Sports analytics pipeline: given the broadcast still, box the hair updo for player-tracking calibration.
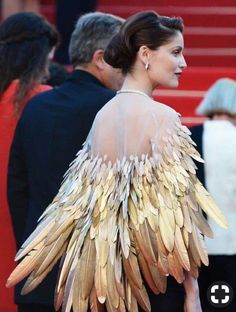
[104,11,184,74]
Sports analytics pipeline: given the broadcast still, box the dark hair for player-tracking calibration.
[104,11,184,74]
[45,62,69,87]
[0,12,59,112]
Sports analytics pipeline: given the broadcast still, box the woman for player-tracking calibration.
[191,78,236,311]
[0,12,58,312]
[7,11,227,312]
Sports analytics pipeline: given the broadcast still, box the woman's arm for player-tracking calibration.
[183,271,202,312]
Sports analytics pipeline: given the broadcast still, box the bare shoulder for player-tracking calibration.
[148,99,180,121]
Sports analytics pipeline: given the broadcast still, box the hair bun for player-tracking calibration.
[104,32,135,73]
[104,11,183,74]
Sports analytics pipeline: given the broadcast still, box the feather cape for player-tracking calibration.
[7,120,228,312]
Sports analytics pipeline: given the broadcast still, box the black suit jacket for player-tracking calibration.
[190,124,205,186]
[8,70,115,305]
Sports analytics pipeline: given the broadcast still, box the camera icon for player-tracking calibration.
[207,281,233,308]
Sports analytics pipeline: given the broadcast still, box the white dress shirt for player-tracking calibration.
[203,120,236,255]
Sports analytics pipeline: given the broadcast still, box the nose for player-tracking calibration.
[180,54,187,70]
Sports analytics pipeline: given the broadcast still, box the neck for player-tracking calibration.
[121,74,153,97]
[75,64,101,81]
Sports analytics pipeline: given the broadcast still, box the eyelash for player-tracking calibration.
[173,50,180,56]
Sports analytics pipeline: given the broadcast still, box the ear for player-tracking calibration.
[137,45,150,65]
[92,49,106,70]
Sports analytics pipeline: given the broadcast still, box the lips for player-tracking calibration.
[174,73,182,78]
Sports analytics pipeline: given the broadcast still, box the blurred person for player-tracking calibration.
[45,62,69,87]
[54,0,97,64]
[2,0,40,19]
[7,11,229,312]
[0,12,58,312]
[191,78,236,311]
[7,12,124,312]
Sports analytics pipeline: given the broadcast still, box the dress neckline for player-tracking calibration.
[117,89,152,100]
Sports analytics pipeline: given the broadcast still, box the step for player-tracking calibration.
[184,27,236,49]
[185,53,236,67]
[175,67,236,90]
[152,93,205,126]
[97,5,236,27]
[153,90,203,116]
[98,0,236,6]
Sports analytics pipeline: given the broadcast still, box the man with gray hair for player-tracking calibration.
[7,12,124,312]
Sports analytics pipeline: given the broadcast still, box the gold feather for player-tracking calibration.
[22,242,66,295]
[118,297,126,312]
[54,283,64,311]
[79,236,96,300]
[191,223,209,266]
[136,249,159,294]
[129,292,139,312]
[45,213,74,246]
[189,207,213,238]
[90,287,104,312]
[106,257,119,309]
[34,225,72,277]
[194,182,228,228]
[180,198,192,233]
[188,233,201,267]
[159,209,175,252]
[130,282,151,312]
[174,226,190,271]
[123,249,142,289]
[167,252,184,284]
[134,225,156,265]
[15,216,55,261]
[95,262,107,304]
[149,264,167,294]
[6,242,44,288]
[56,240,77,293]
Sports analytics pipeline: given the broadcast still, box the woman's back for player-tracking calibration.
[90,93,178,162]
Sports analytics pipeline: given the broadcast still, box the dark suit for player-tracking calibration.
[189,124,204,185]
[8,70,115,309]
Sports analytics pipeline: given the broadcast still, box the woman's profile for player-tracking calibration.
[7,11,227,312]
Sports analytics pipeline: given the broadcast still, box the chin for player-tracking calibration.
[163,81,179,89]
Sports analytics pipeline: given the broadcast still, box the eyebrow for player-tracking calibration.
[173,45,183,50]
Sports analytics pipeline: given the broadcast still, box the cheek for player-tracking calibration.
[154,57,176,73]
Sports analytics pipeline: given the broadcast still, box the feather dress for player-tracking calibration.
[7,94,228,312]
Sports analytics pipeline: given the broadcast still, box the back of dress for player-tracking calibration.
[89,93,178,161]
[7,94,228,312]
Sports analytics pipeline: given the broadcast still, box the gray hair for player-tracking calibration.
[196,78,236,116]
[69,12,123,67]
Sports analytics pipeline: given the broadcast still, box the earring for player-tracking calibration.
[145,63,149,70]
